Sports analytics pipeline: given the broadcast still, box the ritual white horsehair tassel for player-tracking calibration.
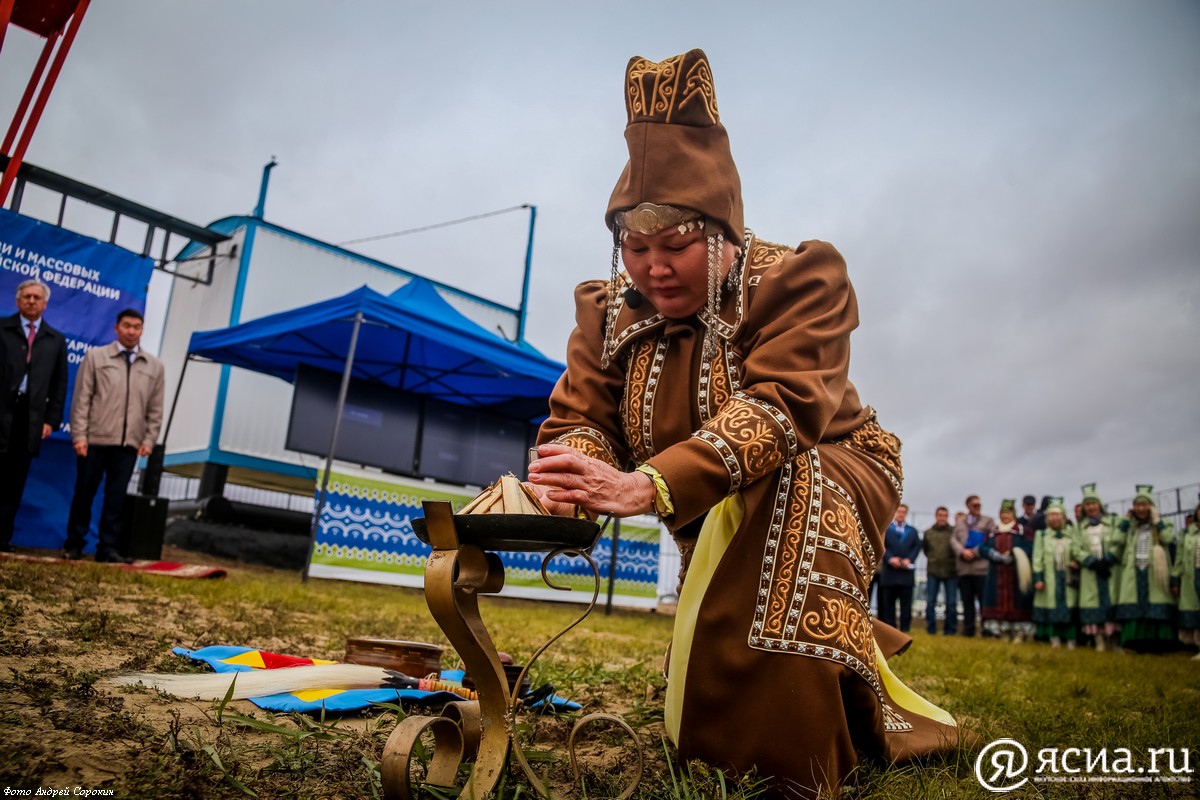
[107,664,474,701]
[1151,543,1171,596]
[1012,547,1033,595]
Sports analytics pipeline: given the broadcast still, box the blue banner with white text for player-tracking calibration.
[0,207,155,549]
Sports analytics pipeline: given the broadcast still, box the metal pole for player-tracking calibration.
[8,176,22,211]
[0,0,16,53]
[253,157,277,219]
[2,34,54,152]
[516,204,536,343]
[161,353,192,448]
[141,353,193,497]
[0,0,91,207]
[303,310,364,582]
[605,518,620,616]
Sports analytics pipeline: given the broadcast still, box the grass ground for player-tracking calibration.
[1,548,1196,799]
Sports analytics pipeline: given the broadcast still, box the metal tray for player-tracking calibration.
[413,514,602,552]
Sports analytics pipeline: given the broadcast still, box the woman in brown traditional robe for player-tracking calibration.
[528,48,965,798]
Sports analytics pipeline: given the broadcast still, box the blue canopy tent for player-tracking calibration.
[186,279,564,421]
[176,278,565,579]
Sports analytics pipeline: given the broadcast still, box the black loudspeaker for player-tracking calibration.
[138,443,165,496]
[122,494,168,560]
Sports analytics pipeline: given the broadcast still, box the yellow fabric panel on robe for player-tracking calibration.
[664,492,958,744]
[665,493,744,743]
[873,640,956,727]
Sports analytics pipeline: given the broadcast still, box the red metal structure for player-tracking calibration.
[0,0,91,206]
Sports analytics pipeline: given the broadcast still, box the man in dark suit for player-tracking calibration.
[0,279,69,550]
[1017,494,1042,538]
[879,503,922,631]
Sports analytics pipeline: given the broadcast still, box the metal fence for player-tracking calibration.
[1108,482,1199,531]
[153,472,314,513]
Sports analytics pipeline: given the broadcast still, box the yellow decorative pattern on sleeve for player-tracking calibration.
[635,464,675,519]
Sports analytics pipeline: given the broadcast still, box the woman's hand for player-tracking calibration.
[523,481,580,518]
[527,443,655,518]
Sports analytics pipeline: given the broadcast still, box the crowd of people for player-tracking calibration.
[874,490,1200,657]
[0,278,164,562]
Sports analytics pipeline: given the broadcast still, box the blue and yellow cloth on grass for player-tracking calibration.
[173,645,581,715]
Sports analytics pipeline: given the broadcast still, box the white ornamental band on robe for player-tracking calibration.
[1085,523,1104,559]
[1135,524,1152,570]
[1052,535,1071,573]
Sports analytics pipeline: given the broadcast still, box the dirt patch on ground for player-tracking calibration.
[0,548,669,799]
[1,558,242,791]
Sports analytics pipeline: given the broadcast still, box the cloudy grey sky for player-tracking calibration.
[2,0,1197,521]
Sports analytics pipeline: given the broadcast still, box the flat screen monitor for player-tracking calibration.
[419,402,532,488]
[286,364,421,475]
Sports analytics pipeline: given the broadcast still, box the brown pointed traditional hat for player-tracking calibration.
[605,49,744,242]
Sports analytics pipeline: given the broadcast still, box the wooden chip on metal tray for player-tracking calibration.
[458,473,549,516]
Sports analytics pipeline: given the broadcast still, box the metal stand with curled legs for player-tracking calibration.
[380,500,644,800]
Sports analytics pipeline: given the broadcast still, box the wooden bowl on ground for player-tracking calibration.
[343,638,443,677]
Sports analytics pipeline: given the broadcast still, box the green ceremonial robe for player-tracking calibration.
[1112,517,1176,623]
[1172,524,1199,630]
[1033,526,1077,625]
[1070,515,1121,625]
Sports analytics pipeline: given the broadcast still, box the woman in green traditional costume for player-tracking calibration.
[1112,485,1177,652]
[1170,501,1199,658]
[1071,483,1122,652]
[1032,498,1078,648]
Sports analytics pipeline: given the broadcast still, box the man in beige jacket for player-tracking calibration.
[951,494,996,637]
[64,309,164,562]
